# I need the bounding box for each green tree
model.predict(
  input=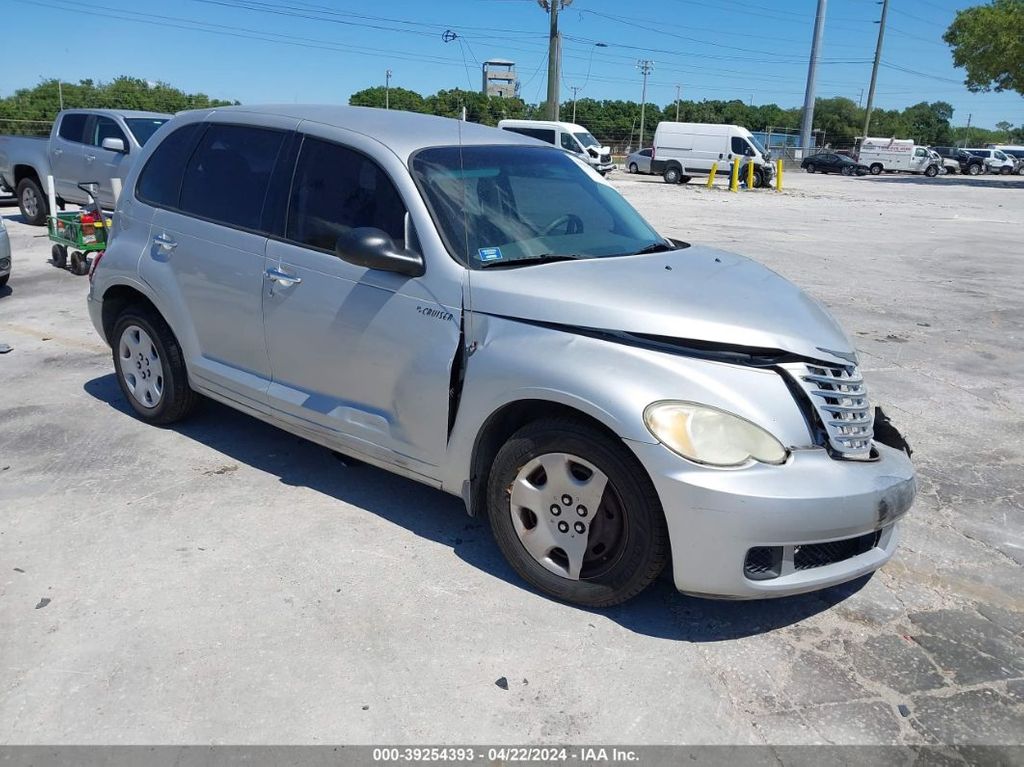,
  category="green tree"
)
[944,0,1024,94]
[349,86,427,113]
[995,120,1014,139]
[0,76,237,135]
